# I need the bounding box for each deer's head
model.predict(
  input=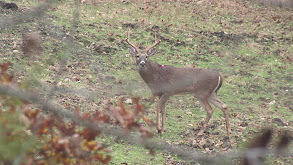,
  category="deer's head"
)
[125,31,161,72]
